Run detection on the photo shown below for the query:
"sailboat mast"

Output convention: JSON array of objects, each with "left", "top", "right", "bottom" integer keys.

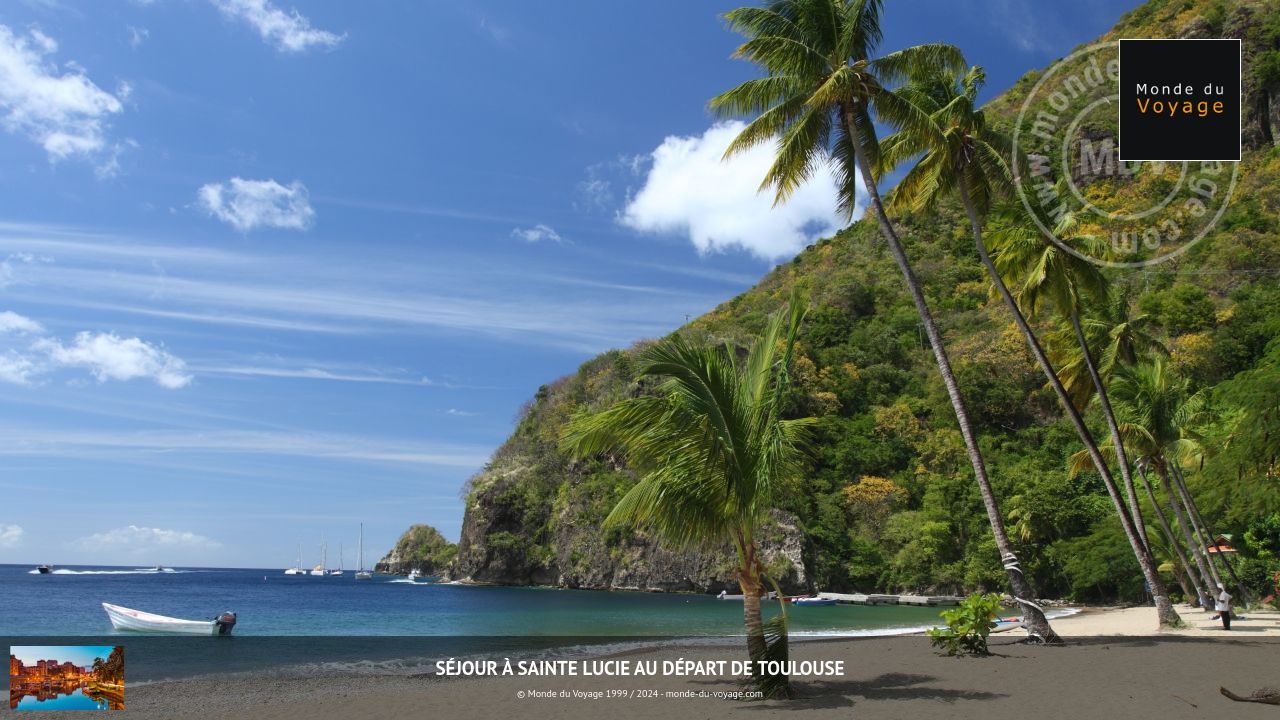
[{"left": 359, "top": 523, "right": 364, "bottom": 571}]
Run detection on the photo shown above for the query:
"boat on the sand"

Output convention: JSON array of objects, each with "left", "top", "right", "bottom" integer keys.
[{"left": 102, "top": 602, "right": 237, "bottom": 635}]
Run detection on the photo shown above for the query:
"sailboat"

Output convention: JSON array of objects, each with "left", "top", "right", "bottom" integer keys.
[
  {"left": 355, "top": 523, "right": 372, "bottom": 580},
  {"left": 309, "top": 540, "right": 327, "bottom": 576},
  {"left": 283, "top": 543, "right": 305, "bottom": 575},
  {"left": 329, "top": 544, "right": 344, "bottom": 576}
]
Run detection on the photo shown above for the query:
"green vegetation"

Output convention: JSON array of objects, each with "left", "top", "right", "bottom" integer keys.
[
  {"left": 928, "top": 592, "right": 1003, "bottom": 656},
  {"left": 562, "top": 299, "right": 813, "bottom": 699},
  {"left": 377, "top": 524, "right": 457, "bottom": 575},
  {"left": 450, "top": 0, "right": 1280, "bottom": 618}
]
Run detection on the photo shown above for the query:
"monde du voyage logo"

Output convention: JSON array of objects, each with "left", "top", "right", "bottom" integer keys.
[
  {"left": 1119, "top": 38, "right": 1242, "bottom": 162},
  {"left": 1013, "top": 38, "right": 1241, "bottom": 268}
]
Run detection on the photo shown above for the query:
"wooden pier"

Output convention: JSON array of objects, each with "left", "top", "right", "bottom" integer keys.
[{"left": 817, "top": 592, "right": 962, "bottom": 607}]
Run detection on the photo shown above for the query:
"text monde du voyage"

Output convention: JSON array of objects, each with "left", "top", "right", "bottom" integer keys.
[{"left": 1133, "top": 82, "right": 1230, "bottom": 118}]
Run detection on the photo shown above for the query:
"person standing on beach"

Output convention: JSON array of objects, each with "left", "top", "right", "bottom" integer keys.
[{"left": 1215, "top": 583, "right": 1232, "bottom": 630}]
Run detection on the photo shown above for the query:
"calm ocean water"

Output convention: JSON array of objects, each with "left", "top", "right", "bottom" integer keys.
[
  {"left": 0, "top": 564, "right": 947, "bottom": 637},
  {"left": 3, "top": 564, "right": 1017, "bottom": 682}
]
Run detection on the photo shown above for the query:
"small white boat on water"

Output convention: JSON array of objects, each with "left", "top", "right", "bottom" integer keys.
[
  {"left": 284, "top": 543, "right": 306, "bottom": 575},
  {"left": 102, "top": 603, "right": 237, "bottom": 635}
]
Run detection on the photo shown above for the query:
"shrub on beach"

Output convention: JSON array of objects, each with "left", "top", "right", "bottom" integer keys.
[{"left": 928, "top": 593, "right": 1002, "bottom": 657}]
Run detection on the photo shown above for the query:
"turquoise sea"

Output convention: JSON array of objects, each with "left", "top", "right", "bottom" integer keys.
[
  {"left": 4, "top": 564, "right": 1069, "bottom": 683},
  {"left": 1, "top": 564, "right": 948, "bottom": 637}
]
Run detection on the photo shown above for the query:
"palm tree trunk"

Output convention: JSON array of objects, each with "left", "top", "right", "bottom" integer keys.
[
  {"left": 1168, "top": 464, "right": 1248, "bottom": 601},
  {"left": 843, "top": 106, "right": 1059, "bottom": 643},
  {"left": 957, "top": 175, "right": 1180, "bottom": 628},
  {"left": 738, "top": 538, "right": 768, "bottom": 663},
  {"left": 1167, "top": 458, "right": 1223, "bottom": 589},
  {"left": 1138, "top": 465, "right": 1208, "bottom": 607},
  {"left": 1155, "top": 460, "right": 1215, "bottom": 608},
  {"left": 1068, "top": 308, "right": 1149, "bottom": 551}
]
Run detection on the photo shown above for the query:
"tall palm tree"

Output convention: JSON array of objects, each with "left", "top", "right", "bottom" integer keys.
[
  {"left": 1118, "top": 367, "right": 1250, "bottom": 602},
  {"left": 1085, "top": 360, "right": 1218, "bottom": 606},
  {"left": 561, "top": 299, "right": 814, "bottom": 698},
  {"left": 709, "top": 0, "right": 1060, "bottom": 642},
  {"left": 987, "top": 206, "right": 1151, "bottom": 551},
  {"left": 878, "top": 64, "right": 1180, "bottom": 626}
]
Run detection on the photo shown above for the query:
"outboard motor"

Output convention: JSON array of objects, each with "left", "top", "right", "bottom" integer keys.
[{"left": 214, "top": 611, "right": 237, "bottom": 636}]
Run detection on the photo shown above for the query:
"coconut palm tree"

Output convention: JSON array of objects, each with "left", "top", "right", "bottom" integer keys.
[
  {"left": 709, "top": 0, "right": 1060, "bottom": 642},
  {"left": 1102, "top": 361, "right": 1250, "bottom": 602},
  {"left": 561, "top": 299, "right": 814, "bottom": 698},
  {"left": 878, "top": 64, "right": 1181, "bottom": 626},
  {"left": 987, "top": 205, "right": 1152, "bottom": 551}
]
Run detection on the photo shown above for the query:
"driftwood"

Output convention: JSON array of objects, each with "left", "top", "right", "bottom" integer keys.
[{"left": 1221, "top": 686, "right": 1280, "bottom": 705}]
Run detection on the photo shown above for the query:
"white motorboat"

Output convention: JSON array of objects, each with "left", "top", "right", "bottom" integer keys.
[{"left": 102, "top": 603, "right": 237, "bottom": 635}]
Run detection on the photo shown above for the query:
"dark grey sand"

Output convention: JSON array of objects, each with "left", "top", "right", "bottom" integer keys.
[{"left": 123, "top": 635, "right": 1280, "bottom": 720}]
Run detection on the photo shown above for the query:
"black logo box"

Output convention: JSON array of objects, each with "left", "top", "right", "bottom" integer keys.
[{"left": 1119, "top": 38, "right": 1241, "bottom": 162}]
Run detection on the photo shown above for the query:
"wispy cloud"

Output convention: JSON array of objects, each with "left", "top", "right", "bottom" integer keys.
[
  {"left": 0, "top": 524, "right": 22, "bottom": 548},
  {"left": 0, "top": 310, "right": 43, "bottom": 334},
  {"left": 209, "top": 0, "right": 344, "bottom": 53},
  {"left": 196, "top": 363, "right": 436, "bottom": 386},
  {"left": 511, "top": 223, "right": 563, "bottom": 243},
  {"left": 1, "top": 224, "right": 723, "bottom": 354},
  {"left": 72, "top": 525, "right": 221, "bottom": 554},
  {"left": 197, "top": 177, "right": 315, "bottom": 231},
  {"left": 0, "top": 426, "right": 490, "bottom": 468},
  {"left": 126, "top": 25, "right": 148, "bottom": 49},
  {"left": 0, "top": 24, "right": 126, "bottom": 170}
]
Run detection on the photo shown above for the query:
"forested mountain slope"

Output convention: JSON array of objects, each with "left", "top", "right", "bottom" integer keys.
[{"left": 446, "top": 0, "right": 1280, "bottom": 601}]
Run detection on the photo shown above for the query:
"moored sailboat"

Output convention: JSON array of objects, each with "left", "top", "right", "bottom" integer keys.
[{"left": 355, "top": 523, "right": 372, "bottom": 580}]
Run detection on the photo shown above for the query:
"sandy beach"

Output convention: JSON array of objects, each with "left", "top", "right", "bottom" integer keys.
[{"left": 122, "top": 604, "right": 1280, "bottom": 720}]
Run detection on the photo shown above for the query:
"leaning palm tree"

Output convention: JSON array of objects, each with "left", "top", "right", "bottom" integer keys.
[
  {"left": 878, "top": 64, "right": 1180, "bottom": 626},
  {"left": 1102, "top": 360, "right": 1247, "bottom": 602},
  {"left": 987, "top": 205, "right": 1152, "bottom": 551},
  {"left": 709, "top": 0, "right": 1060, "bottom": 642},
  {"left": 561, "top": 299, "right": 814, "bottom": 699}
]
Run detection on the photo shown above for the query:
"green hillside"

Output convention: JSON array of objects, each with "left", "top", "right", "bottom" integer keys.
[{"left": 447, "top": 0, "right": 1280, "bottom": 603}]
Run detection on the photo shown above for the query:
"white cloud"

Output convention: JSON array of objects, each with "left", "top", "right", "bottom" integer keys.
[
  {"left": 620, "top": 120, "right": 853, "bottom": 260},
  {"left": 0, "top": 524, "right": 22, "bottom": 548},
  {"left": 197, "top": 177, "right": 315, "bottom": 231},
  {"left": 511, "top": 223, "right": 563, "bottom": 243},
  {"left": 0, "top": 24, "right": 125, "bottom": 166},
  {"left": 210, "top": 0, "right": 344, "bottom": 53},
  {"left": 446, "top": 408, "right": 478, "bottom": 417},
  {"left": 0, "top": 354, "right": 38, "bottom": 385},
  {"left": 35, "top": 331, "right": 192, "bottom": 388},
  {"left": 74, "top": 525, "right": 221, "bottom": 553},
  {"left": 127, "top": 26, "right": 148, "bottom": 49},
  {"left": 0, "top": 310, "right": 43, "bottom": 334}
]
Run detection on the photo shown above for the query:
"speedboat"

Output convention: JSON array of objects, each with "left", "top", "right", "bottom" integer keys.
[
  {"left": 35, "top": 565, "right": 52, "bottom": 574},
  {"left": 407, "top": 569, "right": 421, "bottom": 582},
  {"left": 102, "top": 603, "right": 237, "bottom": 635}
]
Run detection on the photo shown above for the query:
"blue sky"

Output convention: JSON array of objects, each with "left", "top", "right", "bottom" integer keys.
[
  {"left": 0, "top": 0, "right": 1138, "bottom": 568},
  {"left": 11, "top": 645, "right": 113, "bottom": 668}
]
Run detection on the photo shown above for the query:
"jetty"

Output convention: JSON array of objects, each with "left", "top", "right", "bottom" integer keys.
[{"left": 816, "top": 592, "right": 962, "bottom": 607}]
